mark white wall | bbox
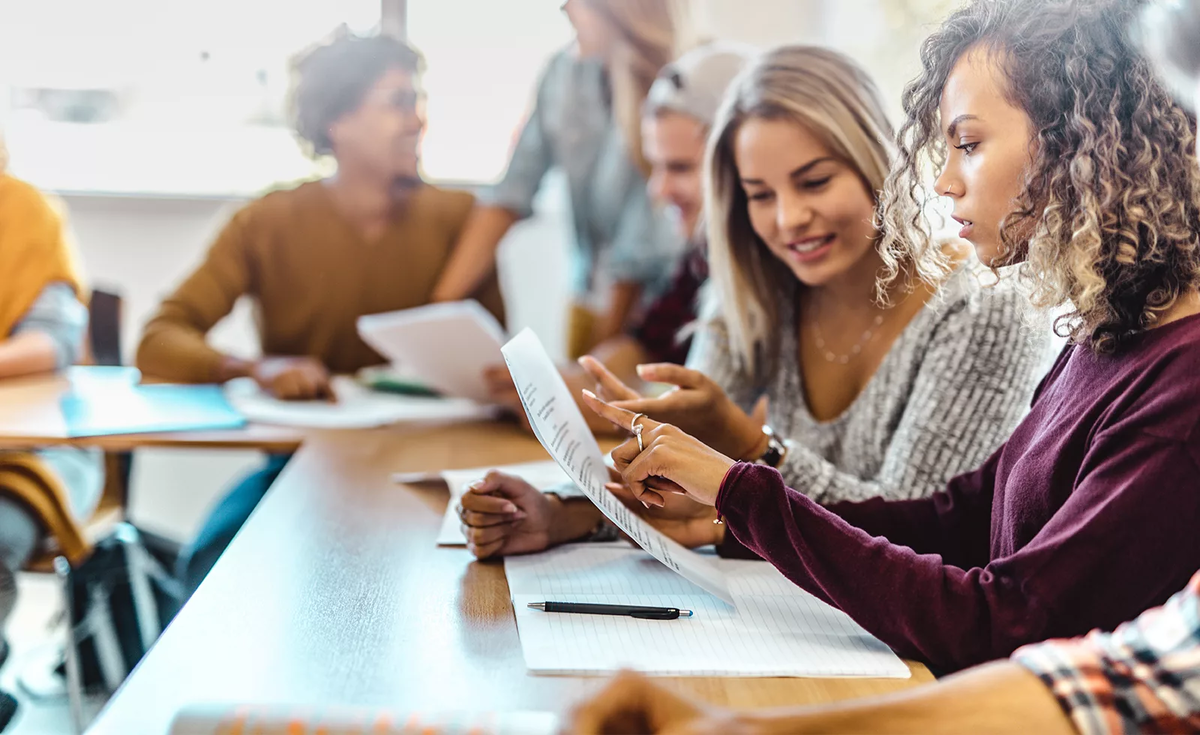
[698,0,943,119]
[696,0,823,47]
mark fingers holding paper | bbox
[582,389,734,508]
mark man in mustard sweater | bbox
[137,32,505,594]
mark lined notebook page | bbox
[506,545,910,678]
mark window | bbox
[0,0,380,196]
[408,0,573,184]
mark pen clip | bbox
[630,609,679,620]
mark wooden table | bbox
[86,423,933,733]
[0,372,304,452]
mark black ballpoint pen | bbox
[527,601,693,620]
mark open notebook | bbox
[507,544,910,678]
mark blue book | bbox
[60,367,246,438]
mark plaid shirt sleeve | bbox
[1012,571,1200,735]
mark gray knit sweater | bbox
[688,267,1057,504]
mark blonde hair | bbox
[584,0,687,174]
[706,45,896,380]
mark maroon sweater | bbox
[716,314,1200,671]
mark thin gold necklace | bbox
[811,299,886,365]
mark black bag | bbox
[58,523,184,695]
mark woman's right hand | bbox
[605,480,725,548]
[582,390,736,509]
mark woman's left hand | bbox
[579,356,769,460]
[582,389,735,508]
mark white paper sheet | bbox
[392,460,573,546]
[501,329,733,603]
[357,301,507,404]
[225,377,492,429]
[506,545,910,678]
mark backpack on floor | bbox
[58,523,184,695]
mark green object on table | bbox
[356,370,441,398]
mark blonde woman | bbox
[431,0,686,358]
[458,47,1052,561]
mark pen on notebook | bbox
[528,602,693,620]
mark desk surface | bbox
[88,423,932,733]
[0,373,304,452]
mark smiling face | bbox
[328,66,425,183]
[643,110,708,239]
[933,46,1036,266]
[734,116,879,288]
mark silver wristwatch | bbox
[757,424,790,468]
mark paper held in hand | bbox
[500,328,733,604]
[357,300,506,404]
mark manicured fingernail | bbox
[641,500,650,509]
[582,389,597,399]
[635,365,649,377]
[605,483,623,492]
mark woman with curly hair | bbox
[582,0,1200,674]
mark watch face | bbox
[761,436,786,467]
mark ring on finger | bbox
[630,412,646,435]
[630,413,647,452]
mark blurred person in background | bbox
[484,42,754,435]
[135,32,505,597]
[430,0,687,359]
[0,134,104,730]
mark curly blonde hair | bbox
[878,0,1200,353]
